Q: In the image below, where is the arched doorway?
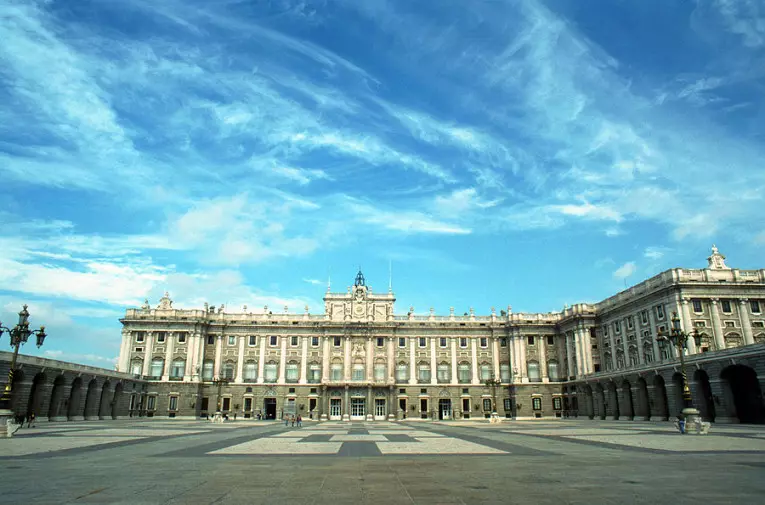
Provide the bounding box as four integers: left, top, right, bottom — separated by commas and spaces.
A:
83, 379, 100, 420
27, 373, 47, 419
693, 369, 715, 422
67, 377, 83, 420
99, 380, 112, 419
112, 382, 124, 419
635, 378, 650, 420
671, 373, 685, 417
620, 380, 634, 420
652, 375, 668, 421
607, 382, 620, 419
720, 365, 765, 424
48, 375, 68, 421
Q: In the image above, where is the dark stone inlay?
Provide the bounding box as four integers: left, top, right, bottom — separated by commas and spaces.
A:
383, 434, 418, 442
337, 441, 382, 457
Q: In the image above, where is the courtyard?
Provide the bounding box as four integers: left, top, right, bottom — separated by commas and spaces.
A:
1, 419, 764, 504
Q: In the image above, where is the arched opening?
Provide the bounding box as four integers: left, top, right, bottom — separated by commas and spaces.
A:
99, 380, 112, 419
594, 384, 606, 419
720, 365, 765, 424
620, 380, 634, 420
607, 382, 620, 419
635, 378, 650, 420
67, 377, 83, 420
652, 375, 669, 421
671, 372, 685, 417
693, 369, 715, 422
583, 385, 594, 419
84, 379, 100, 420
48, 375, 68, 420
111, 382, 124, 419
27, 373, 47, 419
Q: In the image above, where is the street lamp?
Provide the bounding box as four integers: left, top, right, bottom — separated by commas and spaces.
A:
484, 378, 501, 414
212, 377, 229, 416
0, 305, 47, 411
656, 312, 703, 424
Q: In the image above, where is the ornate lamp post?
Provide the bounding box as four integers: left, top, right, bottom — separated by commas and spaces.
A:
656, 312, 703, 426
0, 305, 47, 436
212, 377, 229, 421
484, 378, 502, 422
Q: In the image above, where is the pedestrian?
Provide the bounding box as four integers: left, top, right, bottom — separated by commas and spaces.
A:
27, 412, 36, 428
291, 415, 295, 427
296, 414, 302, 427
285, 415, 290, 427
676, 414, 686, 434
234, 412, 237, 421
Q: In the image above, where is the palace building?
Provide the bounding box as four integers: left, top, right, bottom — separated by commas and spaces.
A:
116, 246, 765, 423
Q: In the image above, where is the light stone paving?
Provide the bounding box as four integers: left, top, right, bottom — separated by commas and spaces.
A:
1, 436, 143, 456
210, 439, 344, 455
567, 434, 765, 452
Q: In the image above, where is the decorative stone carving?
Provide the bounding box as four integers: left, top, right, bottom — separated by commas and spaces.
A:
157, 292, 173, 310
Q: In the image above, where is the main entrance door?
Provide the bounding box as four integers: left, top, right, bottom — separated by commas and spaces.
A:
439, 399, 452, 420
264, 398, 277, 420
329, 398, 342, 420
374, 398, 386, 420
351, 398, 366, 420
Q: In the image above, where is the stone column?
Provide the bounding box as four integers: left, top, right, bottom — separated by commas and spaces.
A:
450, 337, 458, 385
278, 336, 287, 383
257, 336, 266, 383
518, 336, 527, 383
300, 336, 309, 384
162, 332, 176, 381
84, 384, 103, 420
184, 332, 197, 381
679, 298, 697, 354
709, 298, 726, 350
367, 336, 374, 382
343, 386, 349, 421
539, 335, 548, 381
345, 337, 352, 381
141, 332, 155, 377
408, 338, 416, 385
577, 328, 588, 375
387, 336, 395, 381
213, 335, 223, 380
194, 331, 206, 380
566, 333, 575, 378
118, 329, 131, 372
322, 336, 330, 381
646, 310, 660, 363
739, 299, 755, 345
470, 337, 479, 384
367, 386, 373, 421
492, 337, 501, 381
235, 336, 245, 383
430, 337, 437, 385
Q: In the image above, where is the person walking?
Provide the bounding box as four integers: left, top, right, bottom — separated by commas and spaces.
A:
285, 415, 290, 427
291, 415, 295, 427
296, 414, 302, 427
27, 411, 36, 428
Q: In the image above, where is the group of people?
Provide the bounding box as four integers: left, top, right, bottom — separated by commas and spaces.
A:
284, 414, 302, 427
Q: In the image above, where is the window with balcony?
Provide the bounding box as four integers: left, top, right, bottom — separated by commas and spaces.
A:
374, 363, 386, 381
437, 364, 450, 383
547, 360, 559, 381
352, 364, 365, 381
396, 363, 408, 382
202, 360, 214, 381
222, 362, 235, 380
243, 362, 257, 382
170, 359, 185, 379
264, 363, 278, 382
527, 361, 540, 382
309, 364, 321, 383
500, 364, 511, 382
131, 360, 143, 376
286, 362, 299, 382
418, 364, 431, 383
330, 364, 343, 381
480, 364, 492, 380
458, 363, 471, 383
150, 358, 164, 378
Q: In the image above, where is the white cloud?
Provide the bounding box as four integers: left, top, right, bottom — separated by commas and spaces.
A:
303, 278, 323, 285
344, 198, 471, 235
613, 262, 637, 280
644, 246, 671, 260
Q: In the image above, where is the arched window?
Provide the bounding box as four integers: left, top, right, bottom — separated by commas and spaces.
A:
437, 363, 450, 383
150, 358, 164, 378
170, 359, 185, 379
527, 361, 540, 382
374, 362, 386, 381
264, 362, 278, 383
286, 362, 299, 382
223, 362, 235, 380
603, 352, 612, 371
331, 363, 343, 381
418, 363, 431, 383
500, 363, 511, 382
629, 347, 639, 366
352, 363, 365, 381
309, 363, 321, 383
395, 363, 408, 382
643, 343, 654, 363
480, 363, 492, 381
547, 360, 559, 381
458, 363, 471, 384
243, 361, 257, 382
202, 360, 214, 381
616, 351, 626, 368
131, 360, 143, 376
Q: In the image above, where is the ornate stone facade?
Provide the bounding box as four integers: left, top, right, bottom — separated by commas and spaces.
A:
114, 248, 765, 423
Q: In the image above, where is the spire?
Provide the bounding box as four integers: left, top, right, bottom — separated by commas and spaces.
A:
388, 259, 392, 293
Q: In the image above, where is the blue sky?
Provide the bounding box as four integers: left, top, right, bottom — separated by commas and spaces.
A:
1, 0, 764, 368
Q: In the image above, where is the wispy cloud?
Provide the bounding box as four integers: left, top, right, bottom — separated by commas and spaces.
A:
613, 262, 637, 280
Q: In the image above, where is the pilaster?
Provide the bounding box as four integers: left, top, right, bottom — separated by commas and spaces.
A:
739, 299, 755, 345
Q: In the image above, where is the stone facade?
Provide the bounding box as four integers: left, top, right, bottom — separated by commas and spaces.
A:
114, 247, 765, 424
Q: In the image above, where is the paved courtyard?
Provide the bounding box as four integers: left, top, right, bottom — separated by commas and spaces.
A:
1, 419, 764, 504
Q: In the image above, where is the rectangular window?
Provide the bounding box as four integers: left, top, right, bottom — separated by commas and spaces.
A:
641, 310, 648, 324
157, 332, 165, 343
147, 396, 156, 410
692, 299, 703, 313
483, 399, 492, 411
291, 336, 298, 346
547, 336, 554, 346
504, 398, 512, 412
169, 396, 178, 411
207, 335, 214, 345
419, 337, 426, 347
694, 321, 706, 328
178, 333, 186, 344
527, 336, 535, 345
398, 337, 406, 347
627, 316, 634, 330
331, 364, 343, 381
532, 397, 542, 411
135, 332, 145, 343
377, 337, 384, 347
459, 337, 467, 348
334, 336, 342, 347
753, 321, 764, 328
479, 337, 487, 348
751, 300, 761, 313
228, 336, 236, 346
552, 397, 562, 410
270, 336, 278, 346
724, 321, 735, 328
440, 337, 447, 347
500, 337, 507, 347
721, 300, 732, 313
615, 321, 621, 333
656, 305, 665, 319
396, 365, 408, 382
374, 363, 386, 380
249, 335, 256, 346
311, 336, 319, 347
603, 325, 608, 336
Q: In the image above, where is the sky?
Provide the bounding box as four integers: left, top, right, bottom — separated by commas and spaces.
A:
1, 0, 764, 368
